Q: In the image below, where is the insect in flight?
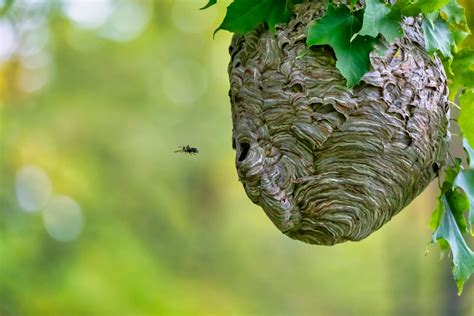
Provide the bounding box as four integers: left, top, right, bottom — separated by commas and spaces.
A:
175, 145, 199, 155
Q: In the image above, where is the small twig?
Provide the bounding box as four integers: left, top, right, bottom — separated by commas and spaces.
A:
447, 151, 456, 164
448, 100, 461, 110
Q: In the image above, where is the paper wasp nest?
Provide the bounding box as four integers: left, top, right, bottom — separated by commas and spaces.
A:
229, 2, 450, 245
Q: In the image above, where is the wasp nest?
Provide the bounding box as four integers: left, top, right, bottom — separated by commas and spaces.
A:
229, 2, 450, 245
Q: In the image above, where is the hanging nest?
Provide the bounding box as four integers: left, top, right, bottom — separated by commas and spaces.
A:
229, 1, 450, 245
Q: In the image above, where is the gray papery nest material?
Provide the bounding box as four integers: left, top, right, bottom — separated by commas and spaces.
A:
229, 2, 450, 245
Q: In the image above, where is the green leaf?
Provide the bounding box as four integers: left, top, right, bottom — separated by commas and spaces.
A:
444, 158, 462, 188
422, 12, 453, 58
440, 0, 466, 25
459, 90, 474, 147
446, 187, 469, 233
464, 139, 474, 169
349, 0, 359, 9
454, 169, 474, 234
390, 0, 449, 16
215, 0, 302, 34
306, 3, 376, 88
433, 195, 474, 294
356, 0, 403, 43
448, 49, 474, 97
430, 199, 445, 230
200, 0, 217, 10
0, 0, 14, 15
440, 0, 471, 47
454, 140, 474, 233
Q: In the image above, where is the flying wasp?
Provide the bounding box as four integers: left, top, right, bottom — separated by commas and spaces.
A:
175, 145, 199, 155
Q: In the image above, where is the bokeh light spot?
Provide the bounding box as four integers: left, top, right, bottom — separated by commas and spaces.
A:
0, 20, 17, 64
42, 195, 84, 242
62, 0, 112, 30
17, 66, 50, 93
99, 0, 150, 42
161, 59, 208, 105
15, 165, 52, 213
171, 0, 218, 34
20, 50, 51, 70
17, 26, 49, 57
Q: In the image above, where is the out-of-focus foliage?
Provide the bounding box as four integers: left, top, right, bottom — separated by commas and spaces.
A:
0, 0, 473, 315
0, 0, 13, 16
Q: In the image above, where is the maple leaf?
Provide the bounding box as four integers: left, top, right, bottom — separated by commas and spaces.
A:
307, 3, 376, 88
215, 0, 302, 34
356, 0, 403, 43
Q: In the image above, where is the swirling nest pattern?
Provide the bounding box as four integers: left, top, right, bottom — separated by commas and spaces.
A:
229, 1, 450, 245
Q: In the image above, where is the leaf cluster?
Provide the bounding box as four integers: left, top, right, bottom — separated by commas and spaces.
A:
205, 0, 471, 88
431, 140, 474, 294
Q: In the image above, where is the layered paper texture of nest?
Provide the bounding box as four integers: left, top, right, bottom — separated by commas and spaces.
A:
229, 2, 450, 245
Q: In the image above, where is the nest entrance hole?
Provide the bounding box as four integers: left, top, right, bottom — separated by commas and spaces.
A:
238, 142, 251, 162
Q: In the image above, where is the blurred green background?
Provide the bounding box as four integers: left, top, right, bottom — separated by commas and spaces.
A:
0, 0, 473, 315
